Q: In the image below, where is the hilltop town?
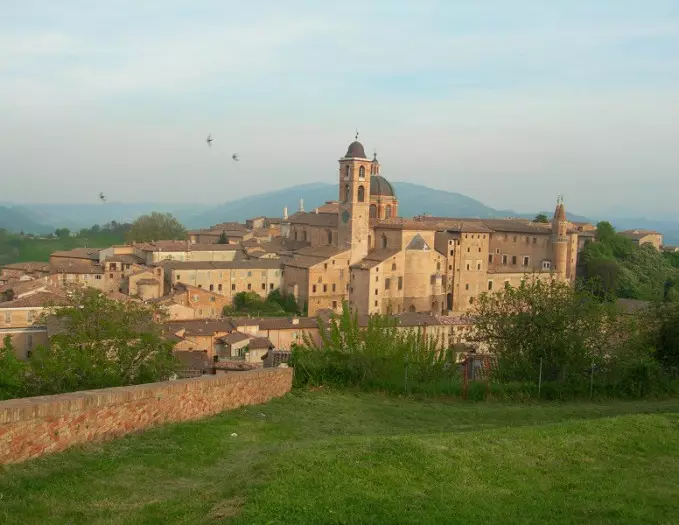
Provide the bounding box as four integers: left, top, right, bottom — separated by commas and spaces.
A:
0, 138, 668, 372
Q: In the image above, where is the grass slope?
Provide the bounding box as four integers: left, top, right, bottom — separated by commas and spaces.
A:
0, 232, 126, 265
1, 391, 679, 524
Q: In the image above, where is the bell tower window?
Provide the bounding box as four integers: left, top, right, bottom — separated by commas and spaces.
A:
344, 165, 350, 179
344, 184, 350, 203
381, 234, 388, 249
359, 166, 365, 180
358, 185, 365, 202
385, 205, 392, 218
369, 204, 377, 218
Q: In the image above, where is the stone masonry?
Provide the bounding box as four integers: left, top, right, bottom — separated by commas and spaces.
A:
0, 368, 293, 465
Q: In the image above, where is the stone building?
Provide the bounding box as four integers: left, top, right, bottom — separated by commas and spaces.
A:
619, 229, 664, 250
282, 138, 580, 316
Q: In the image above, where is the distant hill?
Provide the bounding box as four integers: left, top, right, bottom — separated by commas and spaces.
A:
184, 182, 590, 228
0, 205, 53, 234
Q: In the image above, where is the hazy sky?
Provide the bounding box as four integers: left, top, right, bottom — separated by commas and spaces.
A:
2, 1, 678, 218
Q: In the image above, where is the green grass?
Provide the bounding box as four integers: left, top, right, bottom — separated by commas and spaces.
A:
0, 233, 125, 265
2, 391, 679, 524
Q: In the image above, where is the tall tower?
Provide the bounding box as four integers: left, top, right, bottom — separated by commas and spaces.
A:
551, 195, 568, 279
338, 136, 372, 264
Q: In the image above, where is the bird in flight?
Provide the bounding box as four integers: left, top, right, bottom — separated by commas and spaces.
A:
99, 192, 106, 202
206, 134, 213, 147
232, 153, 239, 161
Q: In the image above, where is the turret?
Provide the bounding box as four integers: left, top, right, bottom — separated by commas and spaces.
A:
551, 196, 568, 279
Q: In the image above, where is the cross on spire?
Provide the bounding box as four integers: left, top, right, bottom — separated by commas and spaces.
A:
355, 129, 359, 141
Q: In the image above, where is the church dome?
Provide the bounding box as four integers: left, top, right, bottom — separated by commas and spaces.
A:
344, 141, 367, 159
370, 175, 396, 197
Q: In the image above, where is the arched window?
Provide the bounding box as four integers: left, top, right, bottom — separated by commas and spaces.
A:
432, 301, 439, 313
303, 230, 308, 241
369, 204, 377, 218
408, 305, 416, 313
436, 262, 441, 271
344, 165, 350, 179
381, 235, 388, 249
327, 230, 333, 245
344, 184, 350, 202
391, 263, 396, 271
359, 166, 365, 180
385, 205, 392, 218
357, 185, 365, 202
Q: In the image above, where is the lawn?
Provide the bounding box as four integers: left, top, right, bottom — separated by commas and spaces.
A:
1, 391, 679, 524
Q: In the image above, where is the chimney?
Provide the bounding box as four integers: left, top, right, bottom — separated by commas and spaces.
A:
283, 207, 288, 220
300, 198, 304, 212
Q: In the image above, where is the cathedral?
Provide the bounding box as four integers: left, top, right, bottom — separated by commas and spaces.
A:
282, 138, 578, 317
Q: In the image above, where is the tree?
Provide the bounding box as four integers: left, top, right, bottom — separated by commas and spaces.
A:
126, 212, 187, 243
54, 228, 71, 239
24, 288, 178, 396
217, 231, 229, 244
533, 213, 549, 223
0, 335, 26, 400
470, 277, 617, 385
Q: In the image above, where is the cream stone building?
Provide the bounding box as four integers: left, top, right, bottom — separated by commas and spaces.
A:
619, 229, 663, 250
282, 138, 580, 316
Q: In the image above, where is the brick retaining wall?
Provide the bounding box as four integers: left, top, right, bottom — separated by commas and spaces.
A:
0, 368, 293, 465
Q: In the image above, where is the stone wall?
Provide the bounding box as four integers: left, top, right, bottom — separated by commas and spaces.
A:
0, 368, 293, 465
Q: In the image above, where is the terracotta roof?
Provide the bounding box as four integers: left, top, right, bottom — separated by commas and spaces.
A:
174, 350, 211, 372
135, 241, 189, 252
160, 260, 282, 271
220, 332, 251, 345
351, 249, 400, 269
248, 336, 274, 350
0, 277, 51, 296
252, 317, 318, 330
620, 230, 662, 241
52, 262, 105, 274
1, 262, 51, 273
50, 248, 101, 260
104, 254, 145, 264
287, 212, 338, 228
315, 201, 340, 214
165, 319, 237, 336
0, 291, 68, 309
255, 238, 310, 254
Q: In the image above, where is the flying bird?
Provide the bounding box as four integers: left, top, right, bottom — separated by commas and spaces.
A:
206, 134, 213, 147
232, 153, 239, 161
99, 192, 106, 202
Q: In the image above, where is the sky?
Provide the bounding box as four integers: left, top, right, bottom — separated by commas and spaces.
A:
1, 0, 678, 219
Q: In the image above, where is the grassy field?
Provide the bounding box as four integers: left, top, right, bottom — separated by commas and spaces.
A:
0, 233, 125, 265
1, 391, 679, 524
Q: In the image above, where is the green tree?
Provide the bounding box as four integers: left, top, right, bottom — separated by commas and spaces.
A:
0, 335, 26, 400
533, 213, 549, 223
470, 277, 617, 385
126, 212, 187, 243
217, 231, 229, 244
24, 288, 178, 396
54, 228, 71, 239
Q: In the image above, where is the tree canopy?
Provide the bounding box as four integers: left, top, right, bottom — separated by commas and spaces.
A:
533, 213, 549, 223
217, 231, 229, 244
126, 212, 187, 243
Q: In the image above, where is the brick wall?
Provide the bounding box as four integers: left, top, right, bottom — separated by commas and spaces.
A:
0, 368, 293, 465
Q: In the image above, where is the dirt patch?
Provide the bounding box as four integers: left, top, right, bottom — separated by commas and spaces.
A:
208, 496, 246, 520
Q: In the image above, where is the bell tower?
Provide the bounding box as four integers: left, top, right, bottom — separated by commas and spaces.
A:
551, 195, 568, 280
338, 134, 372, 264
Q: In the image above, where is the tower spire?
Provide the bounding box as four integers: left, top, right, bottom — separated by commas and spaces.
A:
355, 128, 359, 141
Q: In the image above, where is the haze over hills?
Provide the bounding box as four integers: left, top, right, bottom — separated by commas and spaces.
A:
2, 183, 679, 245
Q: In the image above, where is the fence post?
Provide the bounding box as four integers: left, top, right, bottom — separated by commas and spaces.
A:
538, 357, 543, 398
590, 360, 595, 400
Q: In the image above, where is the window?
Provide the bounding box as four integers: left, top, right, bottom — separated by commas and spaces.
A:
466, 263, 470, 270
231, 284, 236, 291
323, 284, 328, 293
192, 294, 199, 302
198, 284, 202, 288
398, 276, 403, 290
496, 249, 500, 254
3, 312, 11, 324
327, 230, 333, 244
376, 275, 379, 282
303, 231, 308, 241
436, 262, 441, 270
95, 275, 102, 280
262, 283, 266, 290
478, 247, 482, 253
513, 236, 517, 242
512, 255, 517, 265
109, 274, 113, 279
359, 166, 365, 179
357, 185, 365, 202
332, 301, 338, 309
542, 260, 552, 270
218, 284, 222, 291
469, 297, 474, 304
488, 280, 493, 291
390, 263, 396, 271
465, 283, 469, 290
381, 235, 388, 249
247, 271, 252, 277
209, 284, 214, 291
210, 297, 215, 302
375, 301, 379, 307
340, 269, 345, 280
247, 283, 252, 290
532, 237, 537, 244
375, 288, 378, 295
324, 263, 328, 270
488, 254, 493, 263
523, 256, 530, 266
450, 250, 455, 256
312, 285, 317, 293
477, 263, 481, 270
385, 278, 391, 289
344, 184, 350, 202
270, 283, 274, 290
294, 231, 298, 240
467, 247, 470, 253
502, 255, 508, 264
385, 205, 392, 218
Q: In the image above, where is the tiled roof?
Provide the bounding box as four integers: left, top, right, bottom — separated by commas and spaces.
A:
165, 319, 237, 335
52, 262, 105, 274
0, 291, 68, 309
287, 212, 338, 228
50, 248, 101, 260
248, 336, 274, 350
104, 254, 145, 264
620, 230, 662, 241
174, 350, 211, 371
351, 249, 400, 269
220, 332, 251, 345
160, 259, 282, 271
136, 278, 160, 285
1, 262, 51, 273
135, 241, 189, 252
0, 277, 51, 296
